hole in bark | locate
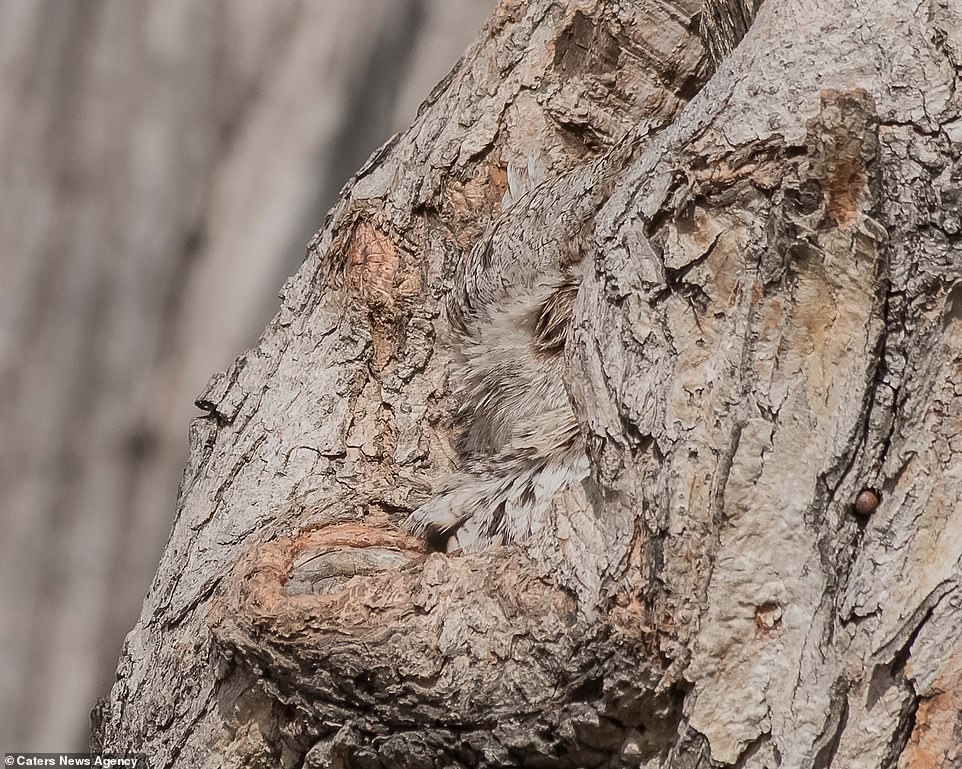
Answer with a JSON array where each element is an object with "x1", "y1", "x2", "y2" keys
[
  {"x1": 570, "y1": 676, "x2": 605, "y2": 702},
  {"x1": 548, "y1": 115, "x2": 606, "y2": 155},
  {"x1": 784, "y1": 178, "x2": 824, "y2": 215}
]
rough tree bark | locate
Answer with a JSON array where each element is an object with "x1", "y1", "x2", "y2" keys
[
  {"x1": 0, "y1": 0, "x2": 490, "y2": 751},
  {"x1": 96, "y1": 0, "x2": 962, "y2": 767}
]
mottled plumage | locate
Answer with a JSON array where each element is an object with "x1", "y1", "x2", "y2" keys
[{"x1": 405, "y1": 248, "x2": 588, "y2": 551}]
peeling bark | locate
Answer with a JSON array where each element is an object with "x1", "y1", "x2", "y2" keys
[{"x1": 98, "y1": 0, "x2": 962, "y2": 767}]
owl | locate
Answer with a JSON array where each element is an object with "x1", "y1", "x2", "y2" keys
[{"x1": 405, "y1": 223, "x2": 590, "y2": 552}]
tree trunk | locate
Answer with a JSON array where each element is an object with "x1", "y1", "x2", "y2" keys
[
  {"x1": 0, "y1": 0, "x2": 491, "y2": 751},
  {"x1": 96, "y1": 0, "x2": 962, "y2": 767}
]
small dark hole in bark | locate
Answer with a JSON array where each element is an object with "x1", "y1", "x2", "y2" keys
[
  {"x1": 570, "y1": 676, "x2": 605, "y2": 702},
  {"x1": 786, "y1": 178, "x2": 823, "y2": 214}
]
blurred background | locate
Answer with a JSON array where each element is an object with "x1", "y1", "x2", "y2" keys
[{"x1": 0, "y1": 0, "x2": 494, "y2": 752}]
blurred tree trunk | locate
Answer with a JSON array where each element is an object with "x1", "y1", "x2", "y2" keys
[
  {"x1": 0, "y1": 0, "x2": 492, "y2": 752},
  {"x1": 95, "y1": 0, "x2": 962, "y2": 767}
]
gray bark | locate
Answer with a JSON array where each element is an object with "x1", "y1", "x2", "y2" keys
[
  {"x1": 97, "y1": 0, "x2": 962, "y2": 767},
  {"x1": 0, "y1": 0, "x2": 491, "y2": 751}
]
